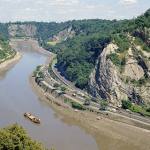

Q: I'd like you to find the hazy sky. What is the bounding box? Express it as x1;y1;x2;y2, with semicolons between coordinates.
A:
0;0;149;22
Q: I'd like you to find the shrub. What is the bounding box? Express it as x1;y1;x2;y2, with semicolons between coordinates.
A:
106;53;126;68
71;102;86;110
122;100;132;109
53;83;60;88
36;65;41;71
130;78;147;87
146;107;150;112
84;99;91;105
38;71;44;78
33;70;37;77
90;97;98;103
64;98;71;103
100;100;108;110
60;86;67;92
112;34;130;53
75;76;88;89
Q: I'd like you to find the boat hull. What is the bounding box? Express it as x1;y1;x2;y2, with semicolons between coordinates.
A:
24;113;41;124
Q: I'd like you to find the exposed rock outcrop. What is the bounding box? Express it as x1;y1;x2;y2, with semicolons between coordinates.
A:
8;24;37;38
88;44;127;106
124;48;144;80
51;26;75;43
88;43;149;107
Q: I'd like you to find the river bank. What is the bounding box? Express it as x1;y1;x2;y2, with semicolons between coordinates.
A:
30;74;150;150
10;38;52;57
25;37;150;150
7;39;99;150
0;52;21;72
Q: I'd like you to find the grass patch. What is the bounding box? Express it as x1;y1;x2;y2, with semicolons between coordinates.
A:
64;98;71;104
134;37;150;52
71;101;86;110
130;77;149;87
47;41;58;46
130;105;150;117
112;33;130;53
122;100;150;117
106;53;126;68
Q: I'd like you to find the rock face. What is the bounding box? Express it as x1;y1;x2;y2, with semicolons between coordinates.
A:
88;43;150;107
88;44;128;106
51;26;75;42
8;24;37;38
124;48;144;80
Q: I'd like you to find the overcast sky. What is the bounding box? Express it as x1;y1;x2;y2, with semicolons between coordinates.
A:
0;0;149;22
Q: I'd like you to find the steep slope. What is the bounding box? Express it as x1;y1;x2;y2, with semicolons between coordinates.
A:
8;23;37;38
88;43;126;106
88;9;150;106
0;9;149;107
55;19;119;89
88;43;147;107
55;9;150;107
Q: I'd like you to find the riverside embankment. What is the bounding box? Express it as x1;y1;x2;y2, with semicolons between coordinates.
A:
29;39;150;150
0;51;21;72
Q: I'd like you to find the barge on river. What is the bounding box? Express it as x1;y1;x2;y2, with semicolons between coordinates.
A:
24;112;41;124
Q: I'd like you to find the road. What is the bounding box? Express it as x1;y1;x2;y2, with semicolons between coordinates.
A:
41;54;150;127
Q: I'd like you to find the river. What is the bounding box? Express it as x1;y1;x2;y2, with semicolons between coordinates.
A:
0;39;98;150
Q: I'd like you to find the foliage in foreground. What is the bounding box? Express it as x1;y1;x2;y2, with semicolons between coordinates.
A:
0;124;45;150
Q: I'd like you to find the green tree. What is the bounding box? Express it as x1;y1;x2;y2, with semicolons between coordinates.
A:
60;86;67;92
122;100;132;109
100;100;108;110
0;124;45;150
146;107;150;112
71;102;86;110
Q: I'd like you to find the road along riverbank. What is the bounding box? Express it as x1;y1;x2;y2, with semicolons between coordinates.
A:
29;39;150;150
30;74;150;150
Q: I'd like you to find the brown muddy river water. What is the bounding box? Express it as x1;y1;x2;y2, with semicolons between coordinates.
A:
0;39;99;150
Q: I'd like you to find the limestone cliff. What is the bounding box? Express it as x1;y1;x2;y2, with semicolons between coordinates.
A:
88;43;150;107
50;26;75;43
8;24;37;38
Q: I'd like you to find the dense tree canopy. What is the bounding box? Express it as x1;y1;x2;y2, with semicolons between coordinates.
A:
55;9;150;89
56;34;111;89
0;23;9;40
0;9;149;89
0;124;45;150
